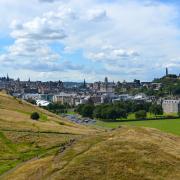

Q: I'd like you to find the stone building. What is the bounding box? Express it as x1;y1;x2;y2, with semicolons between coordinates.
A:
93;77;115;93
53;92;76;106
162;100;180;114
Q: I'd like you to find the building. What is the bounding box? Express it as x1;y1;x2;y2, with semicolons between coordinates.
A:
36;100;50;107
162;100;180;114
93;77;115;93
53;92;77;106
112;94;133;102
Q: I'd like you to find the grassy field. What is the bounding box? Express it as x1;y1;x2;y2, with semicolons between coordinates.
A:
96;119;180;135
118;112;178;120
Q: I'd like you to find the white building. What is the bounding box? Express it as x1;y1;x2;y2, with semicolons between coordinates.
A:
36;100;50;107
162;100;180;114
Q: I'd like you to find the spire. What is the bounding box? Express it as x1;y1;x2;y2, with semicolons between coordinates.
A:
105;77;108;83
6;74;9;81
166;67;168;76
83;79;86;88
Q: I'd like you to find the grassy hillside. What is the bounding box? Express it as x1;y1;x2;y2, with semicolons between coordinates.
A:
0;92;99;175
2;127;180;180
0;92;180;180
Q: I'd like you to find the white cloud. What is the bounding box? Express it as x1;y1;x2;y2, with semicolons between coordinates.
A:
87;9;107;21
86;46;139;61
1;0;180;81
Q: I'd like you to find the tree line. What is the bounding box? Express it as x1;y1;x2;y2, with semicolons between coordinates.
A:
75;101;163;121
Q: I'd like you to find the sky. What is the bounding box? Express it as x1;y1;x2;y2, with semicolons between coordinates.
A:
1;0;180;82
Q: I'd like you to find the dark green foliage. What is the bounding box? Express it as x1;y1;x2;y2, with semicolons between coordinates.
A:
76;101;153;120
27;98;36;105
30;112;40;120
81;104;95;118
93;105;103;119
149;104;163;116
177;111;180;117
45;103;67;114
153;75;180;96
135;110;147;119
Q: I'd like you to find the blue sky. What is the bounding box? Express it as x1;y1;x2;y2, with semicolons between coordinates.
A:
0;0;180;82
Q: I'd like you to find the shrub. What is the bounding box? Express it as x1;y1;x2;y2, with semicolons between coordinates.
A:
31;112;40;120
149;104;163;116
81;104;95;118
135;110;147;119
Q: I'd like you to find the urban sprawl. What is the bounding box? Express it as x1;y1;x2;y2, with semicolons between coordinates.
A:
1;68;180;118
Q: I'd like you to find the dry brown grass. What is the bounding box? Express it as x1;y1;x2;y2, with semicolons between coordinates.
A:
0;92;100;176
2;127;180;180
0;92;100;135
0;92;180;180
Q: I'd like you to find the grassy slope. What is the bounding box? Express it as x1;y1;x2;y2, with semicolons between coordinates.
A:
2;127;180;180
96;119;180;135
0;92;99;175
0;92;180;180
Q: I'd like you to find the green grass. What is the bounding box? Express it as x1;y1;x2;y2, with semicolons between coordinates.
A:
96;119;180;135
119;112;177;121
0;130;77;175
67;111;77;115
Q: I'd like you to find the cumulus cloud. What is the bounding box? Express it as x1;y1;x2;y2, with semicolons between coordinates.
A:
1;0;180;81
86;46;139;61
0;6;79;73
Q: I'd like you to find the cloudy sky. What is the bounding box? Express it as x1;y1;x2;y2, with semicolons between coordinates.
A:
0;0;180;82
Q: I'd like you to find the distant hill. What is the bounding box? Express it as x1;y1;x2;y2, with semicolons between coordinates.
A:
153;75;180;96
0;92;180;180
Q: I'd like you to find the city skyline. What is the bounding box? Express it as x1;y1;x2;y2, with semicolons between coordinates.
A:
1;0;180;81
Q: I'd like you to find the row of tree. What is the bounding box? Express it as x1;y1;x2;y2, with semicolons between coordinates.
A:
75;101;163;121
44;103;69;114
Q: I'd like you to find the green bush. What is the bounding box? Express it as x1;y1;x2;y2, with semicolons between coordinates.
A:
135;110;147;119
30;112;40;120
149;104;163;116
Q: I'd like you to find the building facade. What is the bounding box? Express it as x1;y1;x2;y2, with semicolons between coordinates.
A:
162;100;180;114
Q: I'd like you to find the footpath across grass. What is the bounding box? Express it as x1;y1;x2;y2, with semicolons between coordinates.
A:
96;118;180;136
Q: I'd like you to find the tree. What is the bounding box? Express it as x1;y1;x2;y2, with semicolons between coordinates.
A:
75;104;84;114
102;107;118;121
31;112;40;120
45;103;67;114
93;106;102;119
149;104;163;116
177;111;180;117
135;110;147;119
81;104;95;118
115;107;127;119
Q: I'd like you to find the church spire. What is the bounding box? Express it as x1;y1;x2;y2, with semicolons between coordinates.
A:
6;74;9;81
166;67;169;76
83;79;86;88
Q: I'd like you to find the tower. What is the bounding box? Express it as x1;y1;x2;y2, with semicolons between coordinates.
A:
6;74;9;81
104;77;108;84
166;68;168;76
83;79;86;88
